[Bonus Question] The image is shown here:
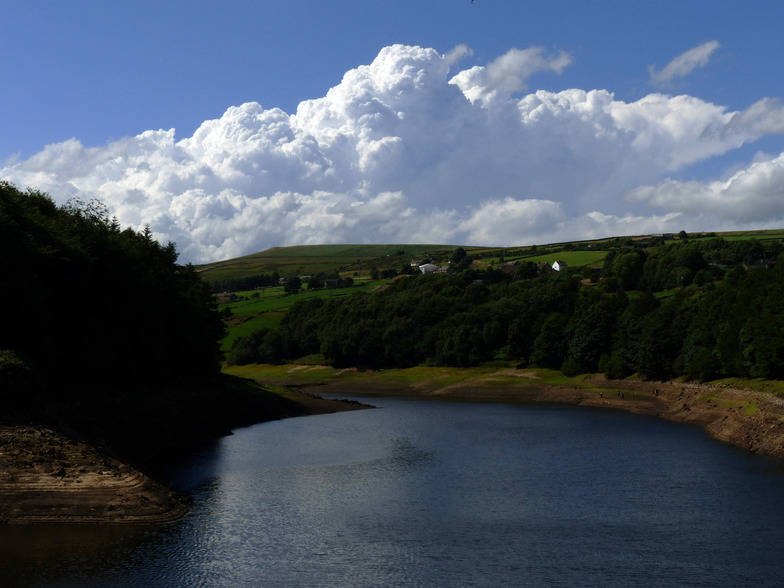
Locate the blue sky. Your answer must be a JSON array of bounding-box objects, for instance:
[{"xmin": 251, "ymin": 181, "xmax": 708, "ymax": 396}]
[{"xmin": 3, "ymin": 1, "xmax": 784, "ymax": 263}]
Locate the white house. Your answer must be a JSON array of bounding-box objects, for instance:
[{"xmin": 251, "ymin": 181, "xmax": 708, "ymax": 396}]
[
  {"xmin": 552, "ymin": 260, "xmax": 568, "ymax": 272},
  {"xmin": 418, "ymin": 263, "xmax": 439, "ymax": 274}
]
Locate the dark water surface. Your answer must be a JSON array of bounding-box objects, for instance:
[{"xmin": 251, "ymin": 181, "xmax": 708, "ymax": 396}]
[{"xmin": 2, "ymin": 396, "xmax": 784, "ymax": 587}]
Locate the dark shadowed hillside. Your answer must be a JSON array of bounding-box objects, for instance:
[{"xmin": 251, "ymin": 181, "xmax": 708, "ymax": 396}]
[{"xmin": 0, "ymin": 181, "xmax": 224, "ymax": 393}]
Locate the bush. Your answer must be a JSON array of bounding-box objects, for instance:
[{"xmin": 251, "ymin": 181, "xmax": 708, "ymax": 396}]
[
  {"xmin": 0, "ymin": 350, "xmax": 38, "ymax": 397},
  {"xmin": 228, "ymin": 328, "xmax": 284, "ymax": 365},
  {"xmin": 686, "ymin": 347, "xmax": 720, "ymax": 381},
  {"xmin": 560, "ymin": 356, "xmax": 583, "ymax": 377},
  {"xmin": 602, "ymin": 351, "xmax": 634, "ymax": 380}
]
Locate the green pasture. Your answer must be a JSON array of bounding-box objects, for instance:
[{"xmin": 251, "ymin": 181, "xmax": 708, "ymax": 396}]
[
  {"xmin": 715, "ymin": 231, "xmax": 784, "ymax": 242},
  {"xmin": 220, "ymin": 311, "xmax": 286, "ymax": 353},
  {"xmin": 518, "ymin": 250, "xmax": 608, "ymax": 267},
  {"xmin": 218, "ymin": 279, "xmax": 386, "ymax": 352},
  {"xmin": 469, "ymin": 249, "xmax": 607, "ymax": 270},
  {"xmin": 223, "ymin": 280, "xmax": 382, "ymax": 316}
]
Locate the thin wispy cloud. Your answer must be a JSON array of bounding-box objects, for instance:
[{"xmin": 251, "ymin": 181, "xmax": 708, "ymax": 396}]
[
  {"xmin": 649, "ymin": 40, "xmax": 721, "ymax": 86},
  {"xmin": 3, "ymin": 43, "xmax": 784, "ymax": 264}
]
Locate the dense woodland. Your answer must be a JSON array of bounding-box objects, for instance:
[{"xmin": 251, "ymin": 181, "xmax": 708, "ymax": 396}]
[
  {"xmin": 0, "ymin": 182, "xmax": 225, "ymax": 395},
  {"xmin": 230, "ymin": 236, "xmax": 784, "ymax": 382}
]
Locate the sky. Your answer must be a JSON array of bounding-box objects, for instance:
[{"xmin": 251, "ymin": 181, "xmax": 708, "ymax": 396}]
[{"xmin": 3, "ymin": 1, "xmax": 784, "ymax": 264}]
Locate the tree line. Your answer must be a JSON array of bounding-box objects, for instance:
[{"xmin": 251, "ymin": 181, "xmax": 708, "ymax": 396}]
[
  {"xmin": 0, "ymin": 182, "xmax": 225, "ymax": 396},
  {"xmin": 211, "ymin": 273, "xmax": 281, "ymax": 293},
  {"xmin": 229, "ymin": 237, "xmax": 784, "ymax": 382}
]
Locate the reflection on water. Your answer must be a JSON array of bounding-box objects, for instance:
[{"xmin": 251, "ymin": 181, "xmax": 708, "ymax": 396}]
[
  {"xmin": 3, "ymin": 397, "xmax": 784, "ymax": 587},
  {"xmin": 0, "ymin": 524, "xmax": 153, "ymax": 587}
]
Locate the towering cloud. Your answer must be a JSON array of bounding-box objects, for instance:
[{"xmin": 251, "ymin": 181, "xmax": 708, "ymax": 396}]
[{"xmin": 2, "ymin": 43, "xmax": 784, "ymax": 263}]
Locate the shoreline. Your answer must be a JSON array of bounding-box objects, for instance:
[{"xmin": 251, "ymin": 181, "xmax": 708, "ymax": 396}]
[
  {"xmin": 225, "ymin": 364, "xmax": 784, "ymax": 461},
  {"xmin": 4, "ymin": 366, "xmax": 783, "ymax": 524},
  {"xmin": 0, "ymin": 426, "xmax": 190, "ymax": 524},
  {"xmin": 0, "ymin": 379, "xmax": 367, "ymax": 525}
]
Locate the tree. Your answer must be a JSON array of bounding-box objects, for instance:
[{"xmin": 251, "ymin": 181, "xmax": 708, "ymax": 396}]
[
  {"xmin": 529, "ymin": 313, "xmax": 568, "ymax": 368},
  {"xmin": 636, "ymin": 303, "xmax": 681, "ymax": 380},
  {"xmin": 514, "ymin": 261, "xmax": 538, "ymax": 280},
  {"xmin": 451, "ymin": 247, "xmax": 467, "ymax": 264},
  {"xmin": 0, "ymin": 182, "xmax": 225, "ymax": 389},
  {"xmin": 284, "ymin": 276, "xmax": 302, "ymax": 294},
  {"xmin": 0, "ymin": 350, "xmax": 38, "ymax": 399},
  {"xmin": 610, "ymin": 249, "xmax": 646, "ymax": 290}
]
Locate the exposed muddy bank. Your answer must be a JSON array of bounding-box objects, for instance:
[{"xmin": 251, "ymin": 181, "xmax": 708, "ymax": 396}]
[
  {"xmin": 0, "ymin": 376, "xmax": 367, "ymax": 524},
  {"xmin": 228, "ymin": 364, "xmax": 784, "ymax": 461}
]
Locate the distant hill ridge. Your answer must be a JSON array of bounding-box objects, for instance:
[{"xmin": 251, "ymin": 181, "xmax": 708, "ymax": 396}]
[
  {"xmin": 195, "ymin": 243, "xmax": 474, "ymax": 282},
  {"xmin": 195, "ymin": 230, "xmax": 784, "ymax": 283}
]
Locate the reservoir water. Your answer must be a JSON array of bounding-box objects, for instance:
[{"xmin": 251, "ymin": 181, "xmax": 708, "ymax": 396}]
[{"xmin": 2, "ymin": 395, "xmax": 784, "ymax": 587}]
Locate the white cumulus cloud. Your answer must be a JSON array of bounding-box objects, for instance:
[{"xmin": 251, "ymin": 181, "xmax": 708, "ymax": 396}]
[
  {"xmin": 2, "ymin": 43, "xmax": 784, "ymax": 264},
  {"xmin": 449, "ymin": 47, "xmax": 572, "ymax": 104},
  {"xmin": 625, "ymin": 152, "xmax": 784, "ymax": 223}
]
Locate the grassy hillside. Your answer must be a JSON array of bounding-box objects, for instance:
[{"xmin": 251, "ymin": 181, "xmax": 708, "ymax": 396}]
[
  {"xmin": 195, "ymin": 237, "xmax": 626, "ymax": 284},
  {"xmin": 196, "ymin": 244, "xmax": 477, "ymax": 282},
  {"xmin": 219, "ymin": 281, "xmax": 385, "ymax": 352},
  {"xmin": 202, "ymin": 229, "xmax": 784, "ymax": 357},
  {"xmin": 203, "ymin": 241, "xmax": 614, "ymax": 354},
  {"xmin": 197, "ymin": 230, "xmax": 784, "ymax": 284}
]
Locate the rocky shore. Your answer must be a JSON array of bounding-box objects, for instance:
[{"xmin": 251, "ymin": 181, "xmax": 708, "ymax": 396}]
[
  {"xmin": 0, "ymin": 377, "xmax": 367, "ymax": 525},
  {"xmin": 413, "ymin": 370, "xmax": 784, "ymax": 460},
  {"xmin": 569, "ymin": 375, "xmax": 784, "ymax": 460},
  {"xmin": 0, "ymin": 426, "xmax": 188, "ymax": 524}
]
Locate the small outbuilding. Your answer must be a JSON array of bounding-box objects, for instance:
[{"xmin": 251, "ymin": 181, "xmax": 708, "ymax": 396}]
[{"xmin": 419, "ymin": 263, "xmax": 439, "ymax": 274}]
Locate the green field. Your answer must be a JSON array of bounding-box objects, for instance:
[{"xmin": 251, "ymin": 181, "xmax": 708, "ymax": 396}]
[
  {"xmin": 517, "ymin": 250, "xmax": 608, "ymax": 266},
  {"xmin": 715, "ymin": 231, "xmax": 784, "ymax": 242},
  {"xmin": 219, "ymin": 279, "xmax": 386, "ymax": 352}
]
